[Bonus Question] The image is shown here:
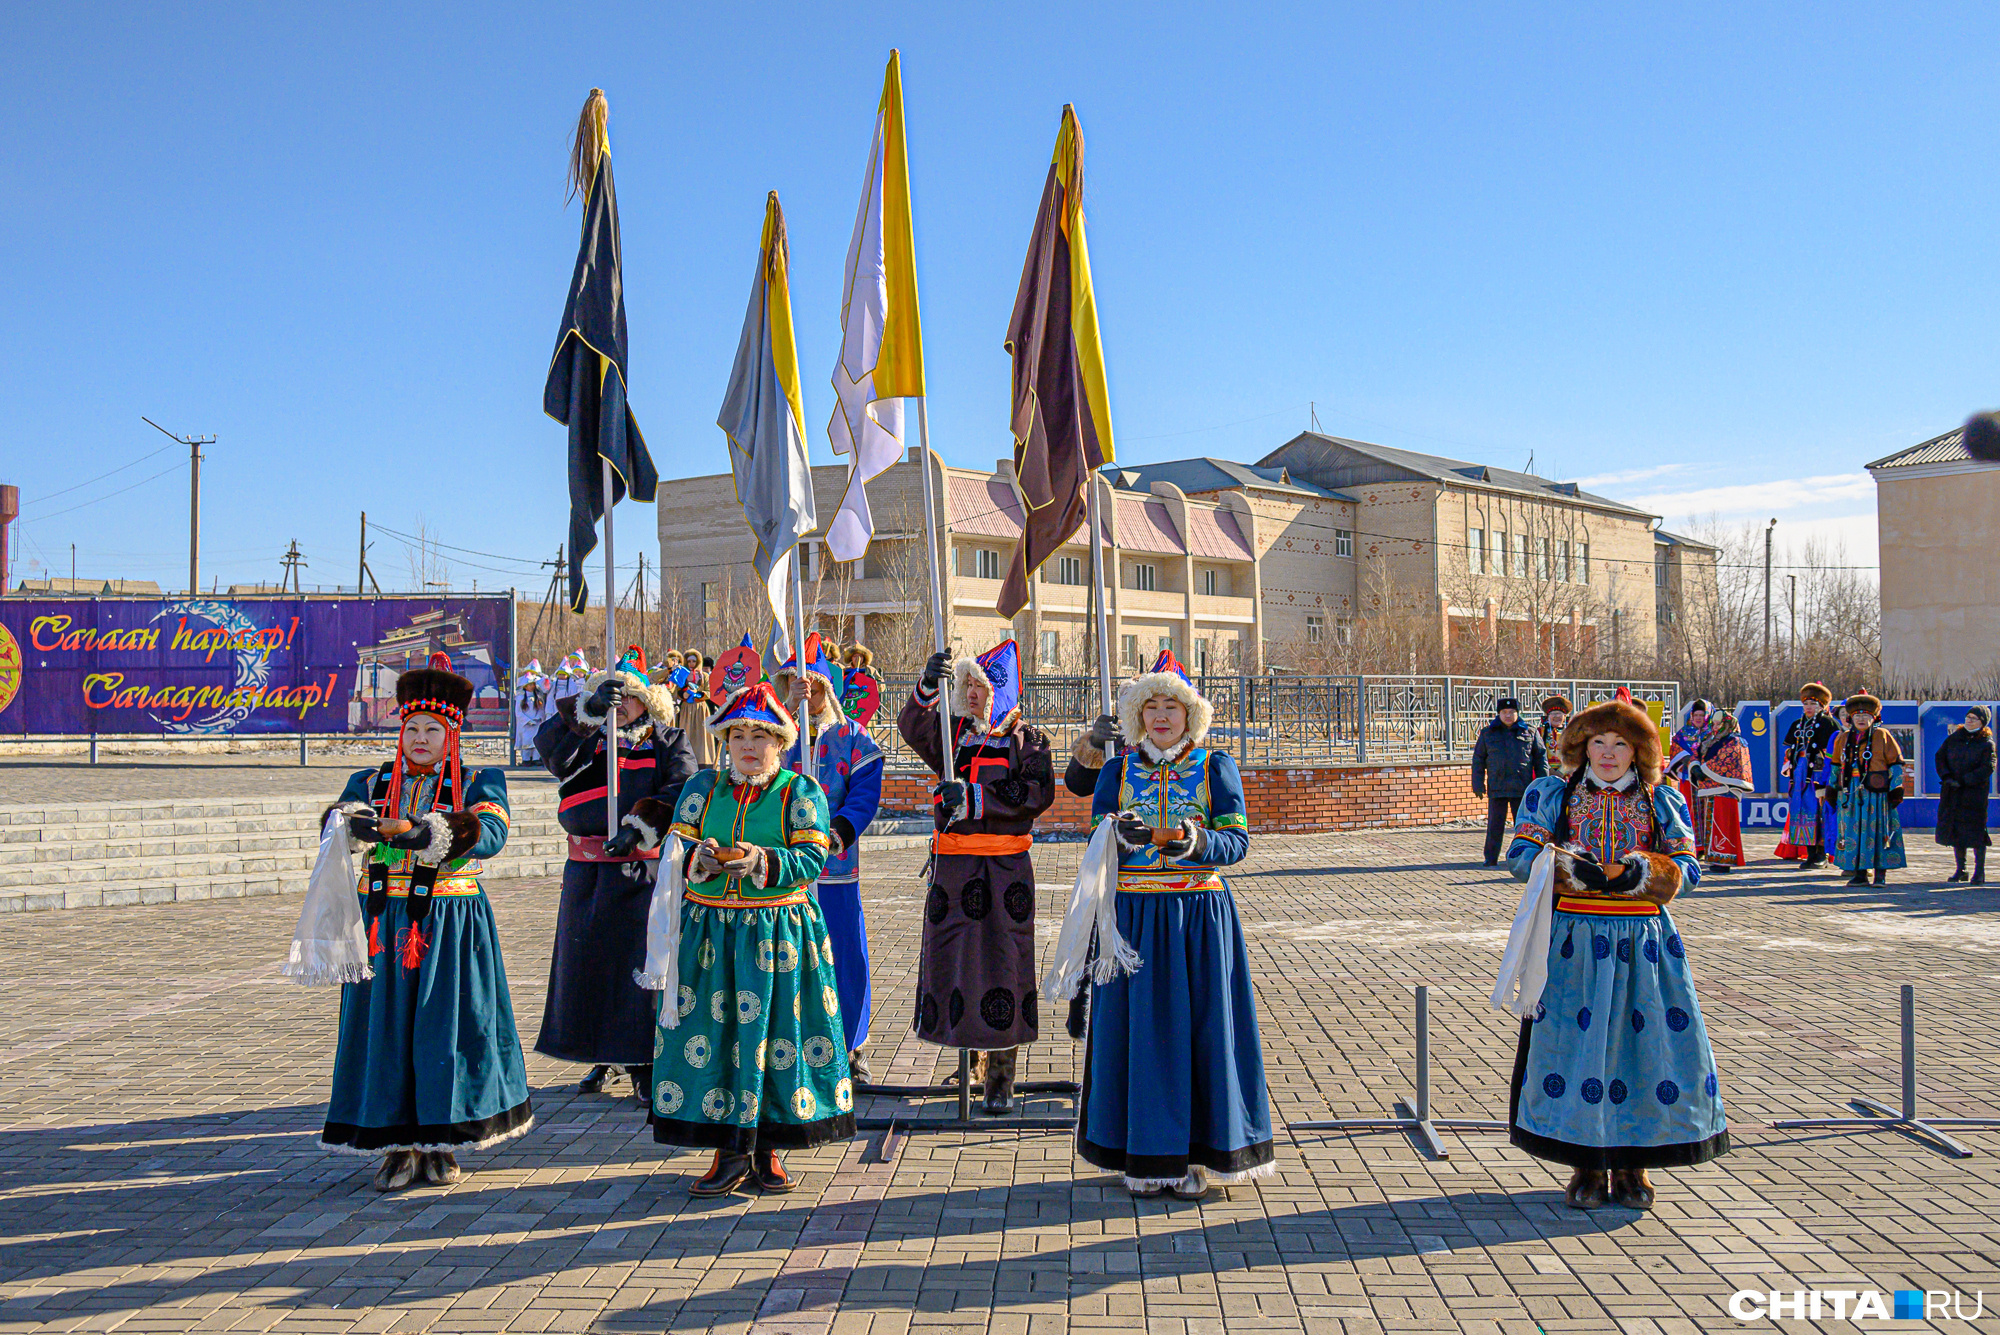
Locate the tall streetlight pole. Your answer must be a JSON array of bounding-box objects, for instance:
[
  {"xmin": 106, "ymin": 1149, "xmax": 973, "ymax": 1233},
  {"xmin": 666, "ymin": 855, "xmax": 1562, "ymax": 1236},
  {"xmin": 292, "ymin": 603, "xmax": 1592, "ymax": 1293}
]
[
  {"xmin": 143, "ymin": 417, "xmax": 213, "ymax": 597},
  {"xmin": 1763, "ymin": 518, "xmax": 1777, "ymax": 660}
]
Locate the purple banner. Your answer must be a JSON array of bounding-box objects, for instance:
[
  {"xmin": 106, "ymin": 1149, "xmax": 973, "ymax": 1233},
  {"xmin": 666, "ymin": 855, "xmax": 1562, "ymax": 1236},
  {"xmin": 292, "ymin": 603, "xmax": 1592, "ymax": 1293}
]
[{"xmin": 0, "ymin": 596, "xmax": 513, "ymax": 737}]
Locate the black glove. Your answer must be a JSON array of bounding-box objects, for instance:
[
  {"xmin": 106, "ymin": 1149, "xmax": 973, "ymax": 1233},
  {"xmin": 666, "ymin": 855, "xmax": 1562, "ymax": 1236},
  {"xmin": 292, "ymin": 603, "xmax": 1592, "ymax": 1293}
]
[
  {"xmin": 921, "ymin": 650, "xmax": 950, "ymax": 689},
  {"xmin": 346, "ymin": 814, "xmax": 384, "ymax": 844},
  {"xmin": 1158, "ymin": 822, "xmax": 1197, "ymax": 859},
  {"xmin": 587, "ymin": 678, "xmax": 624, "ymax": 716},
  {"xmin": 603, "ymin": 825, "xmax": 642, "ymax": 858},
  {"xmin": 1114, "ymin": 812, "xmax": 1152, "ymax": 849},
  {"xmin": 934, "ymin": 779, "xmax": 967, "ymax": 827},
  {"xmin": 1567, "ymin": 852, "xmax": 1612, "ymax": 891},
  {"xmin": 830, "ymin": 816, "xmax": 857, "ymax": 856},
  {"xmin": 385, "ymin": 822, "xmax": 432, "ymax": 852},
  {"xmin": 1086, "ymin": 712, "xmax": 1118, "ymax": 747}
]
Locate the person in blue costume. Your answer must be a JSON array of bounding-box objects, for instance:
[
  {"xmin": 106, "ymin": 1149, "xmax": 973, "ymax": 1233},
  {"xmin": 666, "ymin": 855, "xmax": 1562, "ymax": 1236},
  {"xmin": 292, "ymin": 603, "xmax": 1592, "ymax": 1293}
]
[
  {"xmin": 322, "ymin": 653, "xmax": 533, "ymax": 1190},
  {"xmin": 1503, "ymin": 697, "xmax": 1728, "ymax": 1212},
  {"xmin": 1051, "ymin": 650, "xmax": 1274, "ymax": 1201},
  {"xmin": 1775, "ymin": 683, "xmax": 1840, "ymax": 868},
  {"xmin": 1829, "ymin": 691, "xmax": 1906, "ymax": 886},
  {"xmin": 537, "ymin": 645, "xmax": 697, "ymax": 1105},
  {"xmin": 775, "ymin": 637, "xmax": 884, "ymax": 1080}
]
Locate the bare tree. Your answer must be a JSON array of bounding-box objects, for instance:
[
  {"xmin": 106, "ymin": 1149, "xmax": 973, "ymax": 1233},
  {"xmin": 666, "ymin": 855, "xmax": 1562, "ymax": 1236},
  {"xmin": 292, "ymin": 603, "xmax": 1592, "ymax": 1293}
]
[{"xmin": 403, "ymin": 516, "xmax": 451, "ymax": 593}]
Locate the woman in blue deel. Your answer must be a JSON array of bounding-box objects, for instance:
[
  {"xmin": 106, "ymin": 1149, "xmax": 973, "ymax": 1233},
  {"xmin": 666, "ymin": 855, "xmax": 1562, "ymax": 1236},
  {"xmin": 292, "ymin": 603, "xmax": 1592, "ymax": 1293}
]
[
  {"xmin": 1501, "ymin": 697, "xmax": 1728, "ymax": 1212},
  {"xmin": 1050, "ymin": 650, "xmax": 1274, "ymax": 1200}
]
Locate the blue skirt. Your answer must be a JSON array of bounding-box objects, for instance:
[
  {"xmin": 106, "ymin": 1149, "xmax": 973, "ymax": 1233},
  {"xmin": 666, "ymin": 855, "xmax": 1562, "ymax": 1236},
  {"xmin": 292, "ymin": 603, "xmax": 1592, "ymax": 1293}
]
[
  {"xmin": 1835, "ymin": 784, "xmax": 1906, "ymax": 870},
  {"xmin": 817, "ymin": 878, "xmax": 873, "ymax": 1052},
  {"xmin": 1511, "ymin": 906, "xmax": 1728, "ymax": 1170},
  {"xmin": 1077, "ymin": 885, "xmax": 1275, "ymax": 1183},
  {"xmin": 324, "ymin": 889, "xmax": 534, "ymax": 1154}
]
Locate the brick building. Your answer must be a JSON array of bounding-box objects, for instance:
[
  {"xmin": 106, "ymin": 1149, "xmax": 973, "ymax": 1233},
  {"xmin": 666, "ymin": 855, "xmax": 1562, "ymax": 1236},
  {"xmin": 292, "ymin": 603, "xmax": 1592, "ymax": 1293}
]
[{"xmin": 1868, "ymin": 425, "xmax": 2000, "ymax": 691}]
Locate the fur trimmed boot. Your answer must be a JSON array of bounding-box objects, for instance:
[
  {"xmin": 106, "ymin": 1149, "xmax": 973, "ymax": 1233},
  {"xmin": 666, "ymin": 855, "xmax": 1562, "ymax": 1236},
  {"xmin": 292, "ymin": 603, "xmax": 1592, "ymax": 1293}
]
[{"xmin": 981, "ymin": 1047, "xmax": 1018, "ymax": 1115}]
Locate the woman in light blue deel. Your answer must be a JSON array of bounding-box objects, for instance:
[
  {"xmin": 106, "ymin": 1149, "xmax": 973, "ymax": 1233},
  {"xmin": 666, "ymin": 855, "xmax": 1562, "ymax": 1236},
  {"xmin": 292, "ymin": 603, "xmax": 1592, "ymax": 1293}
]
[{"xmin": 1505, "ymin": 698, "xmax": 1728, "ymax": 1212}]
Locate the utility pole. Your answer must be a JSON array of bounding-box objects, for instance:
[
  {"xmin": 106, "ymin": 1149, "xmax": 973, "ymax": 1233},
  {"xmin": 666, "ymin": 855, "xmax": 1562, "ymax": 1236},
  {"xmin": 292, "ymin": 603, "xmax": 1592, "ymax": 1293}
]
[
  {"xmin": 71, "ymin": 544, "xmax": 76, "ymax": 587},
  {"xmin": 1763, "ymin": 518, "xmax": 1776, "ymax": 659},
  {"xmin": 143, "ymin": 417, "xmax": 213, "ymax": 597},
  {"xmin": 357, "ymin": 512, "xmax": 382, "ymax": 596},
  {"xmin": 1787, "ymin": 574, "xmax": 1798, "ymax": 666},
  {"xmin": 280, "ymin": 540, "xmax": 307, "ymax": 594}
]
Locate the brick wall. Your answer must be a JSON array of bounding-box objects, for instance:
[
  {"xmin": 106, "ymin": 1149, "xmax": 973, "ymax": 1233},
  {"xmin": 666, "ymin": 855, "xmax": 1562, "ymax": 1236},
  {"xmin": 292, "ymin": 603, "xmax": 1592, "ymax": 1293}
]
[{"xmin": 878, "ymin": 760, "xmax": 1482, "ymax": 834}]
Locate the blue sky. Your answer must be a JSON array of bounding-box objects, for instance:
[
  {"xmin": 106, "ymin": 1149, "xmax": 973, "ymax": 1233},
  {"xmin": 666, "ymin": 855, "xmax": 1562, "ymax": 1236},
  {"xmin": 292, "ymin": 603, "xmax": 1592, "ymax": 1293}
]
[{"xmin": 3, "ymin": 2, "xmax": 1992, "ymax": 594}]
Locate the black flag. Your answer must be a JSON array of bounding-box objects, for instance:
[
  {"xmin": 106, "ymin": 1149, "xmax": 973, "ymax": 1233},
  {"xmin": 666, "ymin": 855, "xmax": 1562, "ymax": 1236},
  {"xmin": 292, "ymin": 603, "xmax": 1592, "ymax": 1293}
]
[{"xmin": 545, "ymin": 89, "xmax": 658, "ymax": 613}]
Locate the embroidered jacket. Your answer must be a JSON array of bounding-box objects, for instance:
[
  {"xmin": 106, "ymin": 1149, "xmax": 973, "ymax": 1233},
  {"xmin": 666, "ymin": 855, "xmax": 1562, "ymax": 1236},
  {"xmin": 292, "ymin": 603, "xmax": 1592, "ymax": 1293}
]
[
  {"xmin": 1506, "ymin": 771, "xmax": 1701, "ymax": 889},
  {"xmin": 896, "ymin": 685, "xmax": 1055, "ymax": 836},
  {"xmin": 786, "ymin": 716, "xmax": 883, "ymax": 883},
  {"xmin": 536, "ymin": 695, "xmax": 698, "ymax": 840},
  {"xmin": 1781, "ymin": 713, "xmax": 1840, "ymax": 774},
  {"xmin": 334, "ymin": 765, "xmax": 510, "ymax": 896},
  {"xmin": 669, "ymin": 767, "xmax": 830, "ymax": 901},
  {"xmin": 1090, "ymin": 745, "xmax": 1250, "ymax": 892}
]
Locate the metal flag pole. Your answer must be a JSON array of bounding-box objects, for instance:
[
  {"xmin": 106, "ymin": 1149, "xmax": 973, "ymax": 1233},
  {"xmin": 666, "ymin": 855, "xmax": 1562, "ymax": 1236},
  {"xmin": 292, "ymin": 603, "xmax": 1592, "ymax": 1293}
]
[
  {"xmin": 1086, "ymin": 469, "xmax": 1114, "ymax": 725},
  {"xmin": 914, "ymin": 400, "xmax": 951, "ymax": 743},
  {"xmin": 790, "ymin": 546, "xmax": 816, "ymax": 785},
  {"xmin": 603, "ymin": 456, "xmax": 619, "ymax": 832}
]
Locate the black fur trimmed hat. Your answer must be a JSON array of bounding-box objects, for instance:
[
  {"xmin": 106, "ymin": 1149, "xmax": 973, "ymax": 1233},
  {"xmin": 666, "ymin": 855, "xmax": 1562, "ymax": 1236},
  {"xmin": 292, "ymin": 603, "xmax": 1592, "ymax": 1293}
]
[{"xmin": 396, "ymin": 651, "xmax": 474, "ymax": 726}]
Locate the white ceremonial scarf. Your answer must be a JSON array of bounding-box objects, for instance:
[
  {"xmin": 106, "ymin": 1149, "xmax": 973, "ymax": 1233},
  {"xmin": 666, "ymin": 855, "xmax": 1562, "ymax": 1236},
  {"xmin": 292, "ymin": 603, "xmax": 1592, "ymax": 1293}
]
[
  {"xmin": 281, "ymin": 810, "xmax": 373, "ymax": 987},
  {"xmin": 633, "ymin": 834, "xmax": 689, "ymax": 1026},
  {"xmin": 1043, "ymin": 819, "xmax": 1143, "ymax": 1001},
  {"xmin": 1491, "ymin": 844, "xmax": 1558, "ymax": 1018}
]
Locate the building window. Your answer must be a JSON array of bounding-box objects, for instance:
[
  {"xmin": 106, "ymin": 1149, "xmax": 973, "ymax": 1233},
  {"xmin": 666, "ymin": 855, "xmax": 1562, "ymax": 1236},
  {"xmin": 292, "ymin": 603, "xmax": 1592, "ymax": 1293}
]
[
  {"xmin": 1579, "ymin": 543, "xmax": 1590, "ymax": 583},
  {"xmin": 1335, "ymin": 619, "xmax": 1353, "ymax": 646},
  {"xmin": 1228, "ymin": 637, "xmax": 1241, "ymax": 667},
  {"xmin": 1655, "ymin": 552, "xmax": 1668, "ymax": 588},
  {"xmin": 1193, "ymin": 639, "xmax": 1209, "ymax": 674},
  {"xmin": 1157, "ymin": 634, "xmax": 1174, "ymax": 657},
  {"xmin": 1131, "ymin": 562, "xmax": 1157, "ymax": 592},
  {"xmin": 964, "ymin": 547, "xmax": 999, "ymax": 580},
  {"xmin": 1495, "ymin": 532, "xmax": 1510, "ymax": 577},
  {"xmin": 1201, "ymin": 567, "xmax": 1226, "ymax": 596},
  {"xmin": 1039, "ymin": 629, "xmax": 1059, "ymax": 665},
  {"xmin": 1468, "ymin": 528, "xmax": 1485, "ymax": 574},
  {"xmin": 1513, "ymin": 534, "xmax": 1529, "ymax": 579},
  {"xmin": 1120, "ymin": 634, "xmax": 1138, "ymax": 667},
  {"xmin": 1556, "ymin": 539, "xmax": 1571, "ymax": 582},
  {"xmin": 1335, "ymin": 528, "xmax": 1354, "ymax": 558},
  {"xmin": 1052, "ymin": 555, "xmax": 1082, "ymax": 585},
  {"xmin": 1306, "ymin": 614, "xmax": 1324, "ymax": 644},
  {"xmin": 701, "ymin": 581, "xmax": 720, "ymax": 624}
]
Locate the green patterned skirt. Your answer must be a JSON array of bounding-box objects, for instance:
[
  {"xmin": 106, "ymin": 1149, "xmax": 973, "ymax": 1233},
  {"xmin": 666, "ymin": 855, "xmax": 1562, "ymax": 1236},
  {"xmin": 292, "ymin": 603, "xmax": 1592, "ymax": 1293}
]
[{"xmin": 650, "ymin": 895, "xmax": 856, "ymax": 1151}]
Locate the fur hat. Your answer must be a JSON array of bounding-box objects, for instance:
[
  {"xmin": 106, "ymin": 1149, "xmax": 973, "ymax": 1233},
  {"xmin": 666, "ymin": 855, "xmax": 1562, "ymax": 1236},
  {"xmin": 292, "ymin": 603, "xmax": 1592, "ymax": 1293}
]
[
  {"xmin": 772, "ymin": 634, "xmax": 847, "ymax": 730},
  {"xmin": 707, "ymin": 680, "xmax": 798, "ymax": 749},
  {"xmin": 950, "ymin": 640, "xmax": 1023, "ymax": 735},
  {"xmin": 1845, "ymin": 690, "xmax": 1882, "ymax": 716},
  {"xmin": 1799, "ymin": 682, "xmax": 1833, "ymax": 707},
  {"xmin": 1560, "ymin": 699, "xmax": 1665, "ymax": 785},
  {"xmin": 396, "ymin": 652, "xmax": 475, "ymax": 725},
  {"xmin": 581, "ymin": 645, "xmax": 677, "ymax": 727},
  {"xmin": 843, "ymin": 642, "xmax": 874, "ymax": 669},
  {"xmin": 1117, "ymin": 649, "xmax": 1213, "ymax": 752},
  {"xmin": 1539, "ymin": 695, "xmax": 1572, "ymax": 715},
  {"xmin": 1495, "ymin": 696, "xmax": 1521, "ymax": 713}
]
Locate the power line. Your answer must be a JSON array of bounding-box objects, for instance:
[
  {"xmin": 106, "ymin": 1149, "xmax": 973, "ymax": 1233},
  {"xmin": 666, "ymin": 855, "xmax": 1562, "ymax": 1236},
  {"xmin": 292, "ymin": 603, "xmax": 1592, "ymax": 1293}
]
[
  {"xmin": 19, "ymin": 444, "xmax": 176, "ymax": 508},
  {"xmin": 18, "ymin": 461, "xmax": 187, "ymax": 523}
]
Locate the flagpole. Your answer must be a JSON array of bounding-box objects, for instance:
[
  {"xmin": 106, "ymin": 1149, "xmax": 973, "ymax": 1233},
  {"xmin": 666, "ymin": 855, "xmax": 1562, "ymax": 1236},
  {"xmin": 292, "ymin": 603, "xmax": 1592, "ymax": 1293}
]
[
  {"xmin": 915, "ymin": 399, "xmax": 951, "ymax": 743},
  {"xmin": 1086, "ymin": 468, "xmax": 1114, "ymax": 724},
  {"xmin": 790, "ymin": 547, "xmax": 816, "ymax": 786},
  {"xmin": 602, "ymin": 455, "xmax": 619, "ymax": 831}
]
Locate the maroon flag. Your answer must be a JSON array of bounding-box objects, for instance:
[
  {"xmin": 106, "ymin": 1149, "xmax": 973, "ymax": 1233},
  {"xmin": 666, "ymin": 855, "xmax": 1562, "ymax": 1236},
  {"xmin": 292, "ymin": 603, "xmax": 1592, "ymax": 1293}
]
[{"xmin": 999, "ymin": 104, "xmax": 1115, "ymax": 618}]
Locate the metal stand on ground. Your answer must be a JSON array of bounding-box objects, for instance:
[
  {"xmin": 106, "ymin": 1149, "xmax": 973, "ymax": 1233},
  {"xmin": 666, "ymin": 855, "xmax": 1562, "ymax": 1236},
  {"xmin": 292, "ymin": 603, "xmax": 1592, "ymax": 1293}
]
[
  {"xmin": 854, "ymin": 1049, "xmax": 1080, "ymax": 1163},
  {"xmin": 1769, "ymin": 984, "xmax": 2000, "ymax": 1159},
  {"xmin": 1286, "ymin": 985, "xmax": 1507, "ymax": 1159}
]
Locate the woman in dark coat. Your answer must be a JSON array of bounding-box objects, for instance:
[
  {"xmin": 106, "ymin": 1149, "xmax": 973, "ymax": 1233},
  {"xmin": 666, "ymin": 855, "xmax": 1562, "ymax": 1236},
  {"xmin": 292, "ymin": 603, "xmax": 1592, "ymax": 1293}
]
[
  {"xmin": 1934, "ymin": 707, "xmax": 1995, "ymax": 884},
  {"xmin": 534, "ymin": 646, "xmax": 698, "ymax": 1102}
]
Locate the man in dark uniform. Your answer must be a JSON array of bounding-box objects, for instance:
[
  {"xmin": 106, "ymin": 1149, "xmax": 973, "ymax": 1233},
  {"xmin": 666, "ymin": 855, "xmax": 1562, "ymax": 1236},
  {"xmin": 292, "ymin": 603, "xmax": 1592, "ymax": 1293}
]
[{"xmin": 1472, "ymin": 696, "xmax": 1546, "ymax": 867}]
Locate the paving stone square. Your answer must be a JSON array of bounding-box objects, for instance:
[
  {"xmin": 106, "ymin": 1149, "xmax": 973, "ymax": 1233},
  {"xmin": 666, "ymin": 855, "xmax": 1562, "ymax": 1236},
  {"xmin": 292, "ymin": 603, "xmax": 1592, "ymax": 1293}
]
[{"xmin": 4, "ymin": 815, "xmax": 2000, "ymax": 1333}]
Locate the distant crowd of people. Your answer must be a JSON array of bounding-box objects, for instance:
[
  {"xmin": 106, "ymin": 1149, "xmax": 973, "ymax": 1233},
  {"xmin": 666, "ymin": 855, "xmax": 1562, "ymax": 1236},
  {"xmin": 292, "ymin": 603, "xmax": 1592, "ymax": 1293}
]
[{"xmin": 1472, "ymin": 686, "xmax": 1994, "ymax": 885}]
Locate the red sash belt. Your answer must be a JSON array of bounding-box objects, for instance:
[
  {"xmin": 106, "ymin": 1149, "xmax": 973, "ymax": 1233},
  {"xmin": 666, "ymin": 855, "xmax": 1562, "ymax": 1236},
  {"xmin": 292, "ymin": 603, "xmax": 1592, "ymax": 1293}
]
[
  {"xmin": 933, "ymin": 831, "xmax": 1032, "ymax": 857},
  {"xmin": 567, "ymin": 835, "xmax": 660, "ymax": 863}
]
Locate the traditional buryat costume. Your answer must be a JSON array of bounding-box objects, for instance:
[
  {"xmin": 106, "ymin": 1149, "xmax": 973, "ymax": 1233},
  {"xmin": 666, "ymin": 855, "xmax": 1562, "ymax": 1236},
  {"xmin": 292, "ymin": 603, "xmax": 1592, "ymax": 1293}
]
[
  {"xmin": 1666, "ymin": 698, "xmax": 1711, "ymax": 818},
  {"xmin": 1498, "ymin": 700, "xmax": 1728, "ymax": 1201},
  {"xmin": 1538, "ymin": 695, "xmax": 1572, "ymax": 758},
  {"xmin": 1775, "ymin": 684, "xmax": 1840, "ymax": 867},
  {"xmin": 1830, "ymin": 692, "xmax": 1906, "ymax": 882},
  {"xmin": 534, "ymin": 647, "xmax": 697, "ymax": 1098},
  {"xmin": 777, "ymin": 640, "xmax": 884, "ymax": 1063},
  {"xmin": 626, "ymin": 682, "xmax": 855, "ymax": 1159},
  {"xmin": 321, "ymin": 654, "xmax": 534, "ymax": 1159},
  {"xmin": 1050, "ymin": 651, "xmax": 1274, "ymax": 1195},
  {"xmin": 1688, "ymin": 712, "xmax": 1753, "ymax": 870},
  {"xmin": 896, "ymin": 640, "xmax": 1056, "ymax": 1108}
]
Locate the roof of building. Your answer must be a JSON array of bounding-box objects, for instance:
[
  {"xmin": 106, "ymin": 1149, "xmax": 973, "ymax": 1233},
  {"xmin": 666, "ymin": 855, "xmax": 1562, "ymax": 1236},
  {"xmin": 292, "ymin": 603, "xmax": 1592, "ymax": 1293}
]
[
  {"xmin": 940, "ymin": 467, "xmax": 1254, "ymax": 560},
  {"xmin": 1866, "ymin": 426, "xmax": 1978, "ymax": 470},
  {"xmin": 8, "ymin": 577, "xmax": 164, "ymax": 595},
  {"xmin": 1256, "ymin": 432, "xmax": 1655, "ymax": 518},
  {"xmin": 944, "ymin": 474, "xmax": 1023, "ymax": 539},
  {"xmin": 1654, "ymin": 528, "xmax": 1720, "ymax": 553},
  {"xmin": 1113, "ymin": 496, "xmax": 1183, "ymax": 556},
  {"xmin": 1104, "ymin": 456, "xmax": 1357, "ymax": 503}
]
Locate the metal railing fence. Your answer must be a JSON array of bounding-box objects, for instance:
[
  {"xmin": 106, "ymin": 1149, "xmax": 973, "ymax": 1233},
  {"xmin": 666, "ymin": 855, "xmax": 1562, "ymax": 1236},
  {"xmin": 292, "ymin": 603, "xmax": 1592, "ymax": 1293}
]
[{"xmin": 862, "ymin": 674, "xmax": 1679, "ymax": 773}]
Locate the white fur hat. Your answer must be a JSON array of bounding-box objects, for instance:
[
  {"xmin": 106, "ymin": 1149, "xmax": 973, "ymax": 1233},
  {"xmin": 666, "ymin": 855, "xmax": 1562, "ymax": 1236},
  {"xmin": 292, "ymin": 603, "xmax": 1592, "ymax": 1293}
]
[
  {"xmin": 582, "ymin": 646, "xmax": 677, "ymax": 728},
  {"xmin": 1116, "ymin": 649, "xmax": 1212, "ymax": 751}
]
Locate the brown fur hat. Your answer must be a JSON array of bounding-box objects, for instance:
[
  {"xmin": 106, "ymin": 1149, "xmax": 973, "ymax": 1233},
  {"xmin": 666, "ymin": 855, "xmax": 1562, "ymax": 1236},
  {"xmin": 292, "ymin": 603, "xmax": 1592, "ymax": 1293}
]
[
  {"xmin": 1539, "ymin": 695, "xmax": 1572, "ymax": 714},
  {"xmin": 1799, "ymin": 681, "xmax": 1833, "ymax": 707},
  {"xmin": 1559, "ymin": 699, "xmax": 1664, "ymax": 784},
  {"xmin": 1845, "ymin": 691, "xmax": 1882, "ymax": 716}
]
